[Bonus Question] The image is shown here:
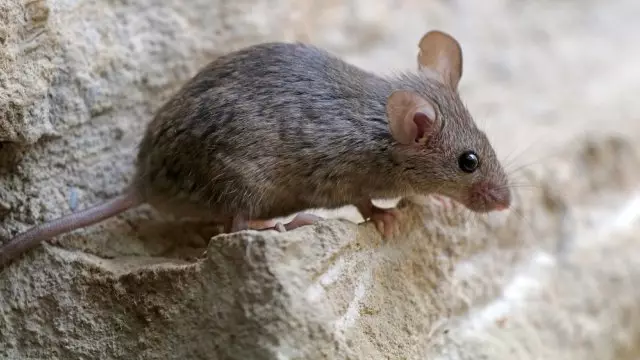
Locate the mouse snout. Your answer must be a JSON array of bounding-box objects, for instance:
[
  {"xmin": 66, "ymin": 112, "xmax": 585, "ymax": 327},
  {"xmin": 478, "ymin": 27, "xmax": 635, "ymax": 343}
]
[{"xmin": 466, "ymin": 181, "xmax": 511, "ymax": 212}]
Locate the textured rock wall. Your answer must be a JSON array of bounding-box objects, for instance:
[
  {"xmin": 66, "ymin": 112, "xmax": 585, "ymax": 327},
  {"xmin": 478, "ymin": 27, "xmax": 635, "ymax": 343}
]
[{"xmin": 2, "ymin": 0, "xmax": 640, "ymax": 359}]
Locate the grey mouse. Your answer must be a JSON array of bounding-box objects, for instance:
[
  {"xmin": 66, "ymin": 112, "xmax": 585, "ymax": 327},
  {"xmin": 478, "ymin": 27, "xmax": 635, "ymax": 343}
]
[{"xmin": 0, "ymin": 30, "xmax": 511, "ymax": 268}]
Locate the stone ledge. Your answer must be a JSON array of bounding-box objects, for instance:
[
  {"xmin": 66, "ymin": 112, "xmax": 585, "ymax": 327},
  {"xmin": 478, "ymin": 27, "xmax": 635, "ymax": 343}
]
[
  {"xmin": 2, "ymin": 136, "xmax": 640, "ymax": 359},
  {"xmin": 0, "ymin": 197, "xmax": 512, "ymax": 359}
]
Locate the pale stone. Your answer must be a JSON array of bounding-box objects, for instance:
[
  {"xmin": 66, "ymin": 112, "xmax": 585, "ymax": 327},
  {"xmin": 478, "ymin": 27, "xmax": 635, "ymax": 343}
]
[{"xmin": 2, "ymin": 0, "xmax": 640, "ymax": 359}]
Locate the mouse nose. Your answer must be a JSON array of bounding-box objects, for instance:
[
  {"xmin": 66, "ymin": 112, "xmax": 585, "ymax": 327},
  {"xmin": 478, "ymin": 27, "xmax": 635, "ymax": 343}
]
[
  {"xmin": 494, "ymin": 202, "xmax": 509, "ymax": 211},
  {"xmin": 492, "ymin": 188, "xmax": 511, "ymax": 211},
  {"xmin": 469, "ymin": 182, "xmax": 511, "ymax": 212}
]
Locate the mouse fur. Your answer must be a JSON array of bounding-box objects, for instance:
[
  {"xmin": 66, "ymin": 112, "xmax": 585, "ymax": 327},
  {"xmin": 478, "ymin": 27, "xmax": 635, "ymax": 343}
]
[{"xmin": 135, "ymin": 38, "xmax": 508, "ymax": 219}]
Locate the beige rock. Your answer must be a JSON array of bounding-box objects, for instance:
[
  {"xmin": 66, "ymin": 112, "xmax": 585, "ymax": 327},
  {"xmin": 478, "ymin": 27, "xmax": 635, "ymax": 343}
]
[
  {"xmin": 2, "ymin": 136, "xmax": 639, "ymax": 359},
  {"xmin": 2, "ymin": 0, "xmax": 640, "ymax": 359}
]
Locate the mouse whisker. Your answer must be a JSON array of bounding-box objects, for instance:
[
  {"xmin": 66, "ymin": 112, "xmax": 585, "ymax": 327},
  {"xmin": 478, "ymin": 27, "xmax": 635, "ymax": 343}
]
[
  {"xmin": 499, "ymin": 128, "xmax": 556, "ymax": 169},
  {"xmin": 504, "ymin": 205, "xmax": 541, "ymax": 245},
  {"xmin": 501, "ymin": 184, "xmax": 542, "ymax": 190}
]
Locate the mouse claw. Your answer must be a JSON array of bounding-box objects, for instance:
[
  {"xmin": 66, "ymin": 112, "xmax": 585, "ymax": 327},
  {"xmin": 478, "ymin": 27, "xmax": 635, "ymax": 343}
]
[
  {"xmin": 274, "ymin": 222, "xmax": 287, "ymax": 232},
  {"xmin": 374, "ymin": 220, "xmax": 386, "ymax": 238}
]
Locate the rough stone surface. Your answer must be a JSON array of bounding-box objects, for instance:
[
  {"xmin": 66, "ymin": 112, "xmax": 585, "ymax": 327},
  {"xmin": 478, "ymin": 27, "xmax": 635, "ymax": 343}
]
[{"xmin": 1, "ymin": 0, "xmax": 640, "ymax": 359}]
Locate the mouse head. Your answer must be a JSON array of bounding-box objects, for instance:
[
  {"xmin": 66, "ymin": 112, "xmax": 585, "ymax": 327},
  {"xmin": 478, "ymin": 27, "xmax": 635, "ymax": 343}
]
[{"xmin": 385, "ymin": 30, "xmax": 511, "ymax": 213}]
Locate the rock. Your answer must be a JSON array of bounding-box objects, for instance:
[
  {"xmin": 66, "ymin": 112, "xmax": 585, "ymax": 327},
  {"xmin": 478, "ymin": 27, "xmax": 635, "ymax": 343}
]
[
  {"xmin": 2, "ymin": 0, "xmax": 640, "ymax": 359},
  {"xmin": 0, "ymin": 195, "xmax": 517, "ymax": 359},
  {"xmin": 2, "ymin": 135, "xmax": 640, "ymax": 359}
]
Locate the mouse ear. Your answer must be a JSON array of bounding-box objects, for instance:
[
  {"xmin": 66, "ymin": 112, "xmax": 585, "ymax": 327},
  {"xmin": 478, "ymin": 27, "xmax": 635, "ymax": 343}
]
[
  {"xmin": 386, "ymin": 90, "xmax": 438, "ymax": 145},
  {"xmin": 417, "ymin": 30, "xmax": 463, "ymax": 89}
]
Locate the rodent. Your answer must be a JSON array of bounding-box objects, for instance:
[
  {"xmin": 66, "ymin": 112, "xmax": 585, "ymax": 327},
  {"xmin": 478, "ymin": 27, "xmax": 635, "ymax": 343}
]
[{"xmin": 0, "ymin": 30, "xmax": 511, "ymax": 268}]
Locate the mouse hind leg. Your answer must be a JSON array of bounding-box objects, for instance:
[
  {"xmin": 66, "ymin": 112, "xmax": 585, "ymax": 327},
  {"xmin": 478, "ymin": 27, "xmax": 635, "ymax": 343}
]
[
  {"xmin": 271, "ymin": 213, "xmax": 323, "ymax": 232},
  {"xmin": 223, "ymin": 213, "xmax": 323, "ymax": 234}
]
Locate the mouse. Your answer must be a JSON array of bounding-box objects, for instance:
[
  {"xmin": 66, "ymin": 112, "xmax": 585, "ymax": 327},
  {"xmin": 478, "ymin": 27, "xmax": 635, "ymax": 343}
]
[{"xmin": 0, "ymin": 30, "xmax": 511, "ymax": 268}]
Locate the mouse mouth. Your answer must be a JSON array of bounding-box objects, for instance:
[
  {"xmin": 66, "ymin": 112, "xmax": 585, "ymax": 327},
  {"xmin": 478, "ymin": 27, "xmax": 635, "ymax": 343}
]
[{"xmin": 465, "ymin": 182, "xmax": 511, "ymax": 213}]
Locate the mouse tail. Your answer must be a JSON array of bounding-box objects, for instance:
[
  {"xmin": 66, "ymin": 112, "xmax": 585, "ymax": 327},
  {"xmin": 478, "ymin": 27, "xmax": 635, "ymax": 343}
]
[{"xmin": 0, "ymin": 191, "xmax": 143, "ymax": 268}]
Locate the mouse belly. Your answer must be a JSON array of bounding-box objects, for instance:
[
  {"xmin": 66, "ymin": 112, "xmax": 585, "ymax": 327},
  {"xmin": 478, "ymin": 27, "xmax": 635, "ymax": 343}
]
[
  {"xmin": 137, "ymin": 180, "xmax": 319, "ymax": 223},
  {"xmin": 143, "ymin": 181, "xmax": 358, "ymax": 231},
  {"xmin": 133, "ymin": 150, "xmax": 355, "ymax": 229},
  {"xmin": 143, "ymin": 191, "xmax": 324, "ymax": 234}
]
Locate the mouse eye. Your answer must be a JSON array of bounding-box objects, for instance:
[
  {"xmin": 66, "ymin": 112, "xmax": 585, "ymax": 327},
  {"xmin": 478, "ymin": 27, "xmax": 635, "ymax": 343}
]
[{"xmin": 458, "ymin": 151, "xmax": 479, "ymax": 173}]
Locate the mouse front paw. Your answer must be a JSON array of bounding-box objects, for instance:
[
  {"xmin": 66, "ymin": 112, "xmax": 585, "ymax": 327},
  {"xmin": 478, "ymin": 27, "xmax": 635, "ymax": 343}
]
[
  {"xmin": 370, "ymin": 207, "xmax": 400, "ymax": 239},
  {"xmin": 356, "ymin": 200, "xmax": 400, "ymax": 239}
]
